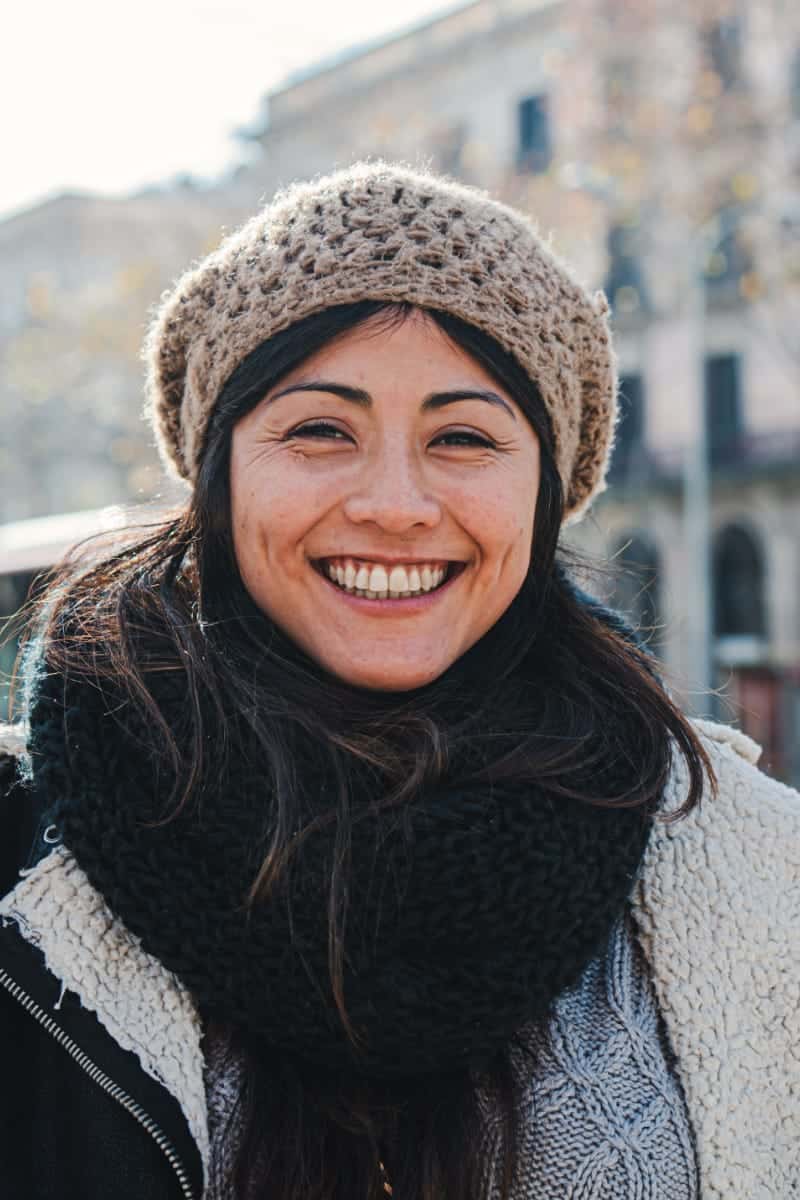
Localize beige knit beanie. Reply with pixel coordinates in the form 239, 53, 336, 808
143, 161, 618, 523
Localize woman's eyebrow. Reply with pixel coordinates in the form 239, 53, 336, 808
267, 381, 517, 421
422, 389, 516, 421
269, 381, 371, 407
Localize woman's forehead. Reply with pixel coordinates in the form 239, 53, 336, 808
263, 310, 512, 399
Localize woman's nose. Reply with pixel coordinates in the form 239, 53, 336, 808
342, 449, 442, 533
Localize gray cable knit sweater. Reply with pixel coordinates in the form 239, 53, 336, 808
481, 909, 698, 1198
203, 910, 698, 1199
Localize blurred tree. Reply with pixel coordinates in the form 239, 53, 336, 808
0, 191, 251, 522
561, 0, 800, 347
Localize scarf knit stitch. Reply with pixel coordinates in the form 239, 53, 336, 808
28, 615, 653, 1082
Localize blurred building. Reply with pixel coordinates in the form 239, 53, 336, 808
2, 0, 798, 779
0, 184, 253, 521
238, 0, 800, 780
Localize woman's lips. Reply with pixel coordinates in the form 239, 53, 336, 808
313, 558, 467, 610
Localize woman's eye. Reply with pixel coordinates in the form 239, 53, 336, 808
433, 431, 496, 449
283, 425, 496, 448
286, 422, 351, 441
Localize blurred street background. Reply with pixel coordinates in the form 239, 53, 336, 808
1, 0, 798, 782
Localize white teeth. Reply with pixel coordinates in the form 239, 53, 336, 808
368, 565, 389, 594
388, 565, 409, 595
322, 559, 453, 599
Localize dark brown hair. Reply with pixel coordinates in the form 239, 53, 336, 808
15, 301, 715, 1200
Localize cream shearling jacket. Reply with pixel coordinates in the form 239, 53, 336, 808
0, 718, 798, 1198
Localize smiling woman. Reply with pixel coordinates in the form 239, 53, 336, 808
229, 308, 541, 690
1, 162, 798, 1200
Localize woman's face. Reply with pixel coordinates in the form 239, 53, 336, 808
230, 310, 541, 691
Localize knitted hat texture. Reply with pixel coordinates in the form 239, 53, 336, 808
143, 161, 618, 522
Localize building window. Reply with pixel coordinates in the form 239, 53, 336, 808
428, 122, 468, 178
713, 524, 766, 637
610, 532, 662, 646
703, 223, 752, 305
608, 373, 645, 481
605, 59, 637, 137
704, 18, 742, 91
516, 94, 552, 173
791, 48, 800, 120
604, 222, 648, 317
705, 353, 742, 464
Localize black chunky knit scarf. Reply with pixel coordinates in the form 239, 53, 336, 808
28, 605, 654, 1081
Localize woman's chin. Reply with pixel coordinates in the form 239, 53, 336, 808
321, 651, 452, 694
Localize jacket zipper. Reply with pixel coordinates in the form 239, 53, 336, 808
0, 966, 196, 1200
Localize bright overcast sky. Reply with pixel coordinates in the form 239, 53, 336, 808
3, 0, 455, 222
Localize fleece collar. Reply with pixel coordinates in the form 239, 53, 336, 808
0, 843, 209, 1182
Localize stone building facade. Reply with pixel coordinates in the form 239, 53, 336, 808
0, 184, 255, 521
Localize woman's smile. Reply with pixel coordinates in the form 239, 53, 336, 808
311, 555, 469, 612
230, 308, 541, 690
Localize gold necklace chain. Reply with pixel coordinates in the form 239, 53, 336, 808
378, 1159, 393, 1195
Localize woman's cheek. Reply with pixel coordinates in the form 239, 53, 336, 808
471, 479, 530, 545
